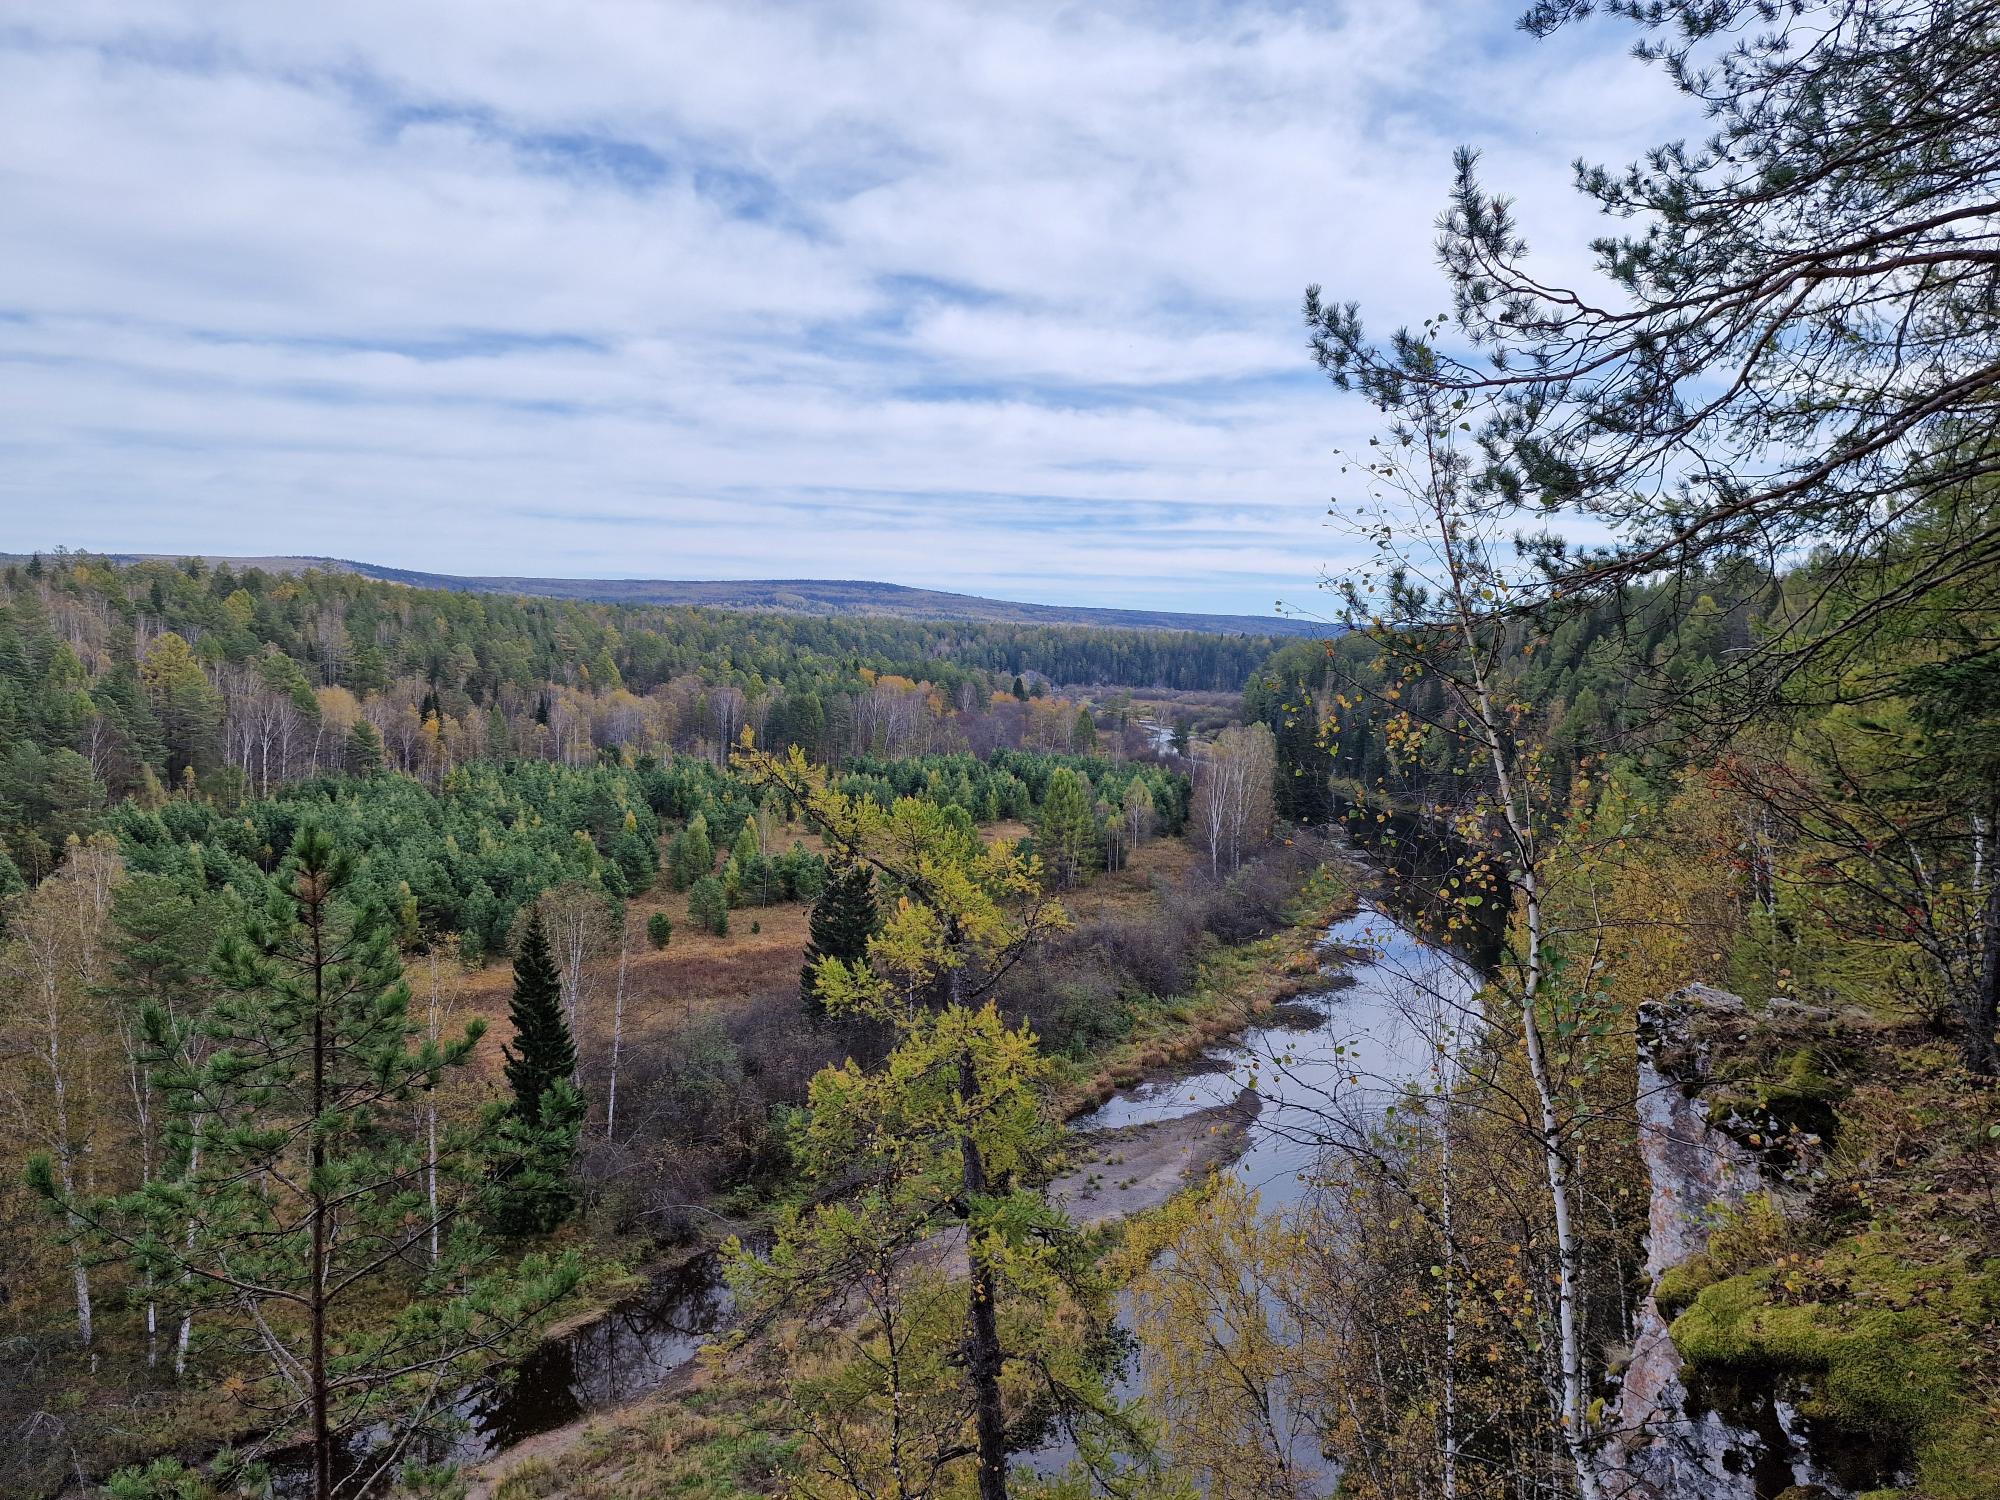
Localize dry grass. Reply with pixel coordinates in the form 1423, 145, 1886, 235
440, 829, 841, 1075
437, 826, 1269, 1136
445, 827, 1202, 1069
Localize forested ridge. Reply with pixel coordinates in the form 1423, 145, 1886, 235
0, 551, 1252, 885
1246, 561, 1784, 818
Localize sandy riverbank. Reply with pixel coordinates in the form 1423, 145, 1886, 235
1051, 1089, 1260, 1227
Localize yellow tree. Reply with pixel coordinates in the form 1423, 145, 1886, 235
728, 749, 1133, 1500
0, 836, 123, 1358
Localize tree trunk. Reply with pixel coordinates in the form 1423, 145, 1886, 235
1464, 638, 1600, 1500
1969, 841, 1999, 1076
424, 955, 443, 1265
1438, 1094, 1458, 1500
43, 983, 94, 1358
308, 886, 332, 1500
607, 935, 629, 1139
957, 1045, 1011, 1500
176, 1133, 200, 1378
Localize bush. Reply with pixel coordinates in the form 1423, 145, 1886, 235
647, 911, 672, 949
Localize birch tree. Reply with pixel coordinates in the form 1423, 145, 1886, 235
1325, 371, 1607, 1499
532, 880, 617, 1044
1192, 724, 1275, 876
1, 836, 123, 1360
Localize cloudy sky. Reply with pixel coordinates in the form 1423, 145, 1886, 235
0, 1, 1690, 616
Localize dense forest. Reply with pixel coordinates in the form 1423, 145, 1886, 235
0, 540, 1281, 1500
0, 551, 1253, 888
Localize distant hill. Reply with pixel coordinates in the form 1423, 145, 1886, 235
51, 554, 1328, 638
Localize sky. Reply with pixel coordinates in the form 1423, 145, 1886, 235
0, 1, 1693, 618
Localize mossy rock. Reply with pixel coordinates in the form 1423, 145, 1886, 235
1756, 1048, 1846, 1141
1705, 1048, 1847, 1161
1671, 1236, 2000, 1499
1655, 1254, 1719, 1317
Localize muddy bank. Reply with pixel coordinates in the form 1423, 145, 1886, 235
1052, 1090, 1261, 1227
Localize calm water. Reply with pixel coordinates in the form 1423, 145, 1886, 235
1072, 898, 1480, 1211
274, 840, 1481, 1495
1023, 881, 1483, 1486
265, 1249, 739, 1495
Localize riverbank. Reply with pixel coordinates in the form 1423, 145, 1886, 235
465, 1092, 1271, 1500
454, 860, 1362, 1499
1053, 1090, 1262, 1227
1057, 861, 1359, 1117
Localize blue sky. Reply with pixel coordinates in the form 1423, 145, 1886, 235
0, 1, 1690, 617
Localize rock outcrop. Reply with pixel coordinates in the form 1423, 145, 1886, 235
1606, 985, 1872, 1500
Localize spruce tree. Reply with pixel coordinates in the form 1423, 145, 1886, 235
503, 911, 577, 1120
495, 912, 583, 1235
1070, 707, 1098, 753
800, 859, 878, 1018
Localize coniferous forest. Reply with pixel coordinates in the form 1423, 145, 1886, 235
4, 2, 1999, 1499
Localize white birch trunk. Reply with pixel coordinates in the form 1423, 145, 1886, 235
606, 931, 629, 1140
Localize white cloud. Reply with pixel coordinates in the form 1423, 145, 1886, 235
0, 0, 1694, 613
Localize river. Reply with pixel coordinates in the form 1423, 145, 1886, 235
1022, 865, 1484, 1486
1065, 892, 1480, 1213
271, 837, 1481, 1496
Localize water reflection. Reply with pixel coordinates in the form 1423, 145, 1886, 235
266, 1249, 739, 1495
1032, 855, 1485, 1489
464, 1251, 734, 1453
1070, 898, 1479, 1212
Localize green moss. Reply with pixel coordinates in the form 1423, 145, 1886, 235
1758, 1048, 1846, 1140
1671, 1236, 2000, 1499
1655, 1255, 1718, 1317
1703, 1047, 1849, 1159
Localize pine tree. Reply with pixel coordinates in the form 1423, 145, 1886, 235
345, 719, 383, 774
40, 827, 582, 1500
800, 859, 878, 1018
688, 874, 730, 937
1035, 767, 1098, 890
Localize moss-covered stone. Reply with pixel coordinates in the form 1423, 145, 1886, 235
1670, 1234, 2000, 1499
1654, 1254, 1718, 1317
1757, 1048, 1846, 1142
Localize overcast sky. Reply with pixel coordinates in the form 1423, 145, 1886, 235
0, 1, 1691, 617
